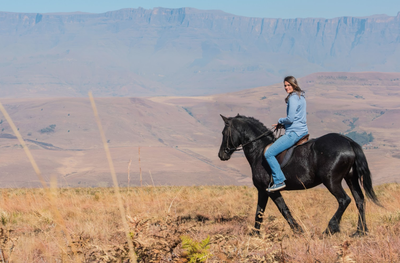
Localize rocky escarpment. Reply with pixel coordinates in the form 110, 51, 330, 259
0, 8, 399, 97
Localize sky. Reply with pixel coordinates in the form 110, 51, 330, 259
0, 0, 399, 19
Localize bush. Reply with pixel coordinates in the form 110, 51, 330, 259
344, 131, 374, 146
39, 124, 56, 134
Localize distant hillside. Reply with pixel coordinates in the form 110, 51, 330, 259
0, 72, 399, 187
0, 8, 399, 97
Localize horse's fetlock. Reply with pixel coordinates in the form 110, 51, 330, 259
345, 196, 352, 205
350, 229, 368, 238
249, 229, 261, 237
292, 225, 303, 234
324, 226, 340, 236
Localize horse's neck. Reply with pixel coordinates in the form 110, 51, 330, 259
242, 125, 273, 162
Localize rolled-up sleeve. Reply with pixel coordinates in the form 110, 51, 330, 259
278, 96, 299, 125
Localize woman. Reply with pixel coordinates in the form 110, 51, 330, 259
264, 76, 308, 192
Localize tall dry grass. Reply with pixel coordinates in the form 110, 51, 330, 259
0, 183, 399, 262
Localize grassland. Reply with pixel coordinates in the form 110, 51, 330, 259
0, 183, 399, 262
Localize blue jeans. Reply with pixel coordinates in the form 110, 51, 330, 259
264, 131, 308, 185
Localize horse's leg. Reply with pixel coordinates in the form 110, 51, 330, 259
323, 182, 352, 235
251, 190, 269, 236
270, 192, 303, 233
345, 176, 368, 236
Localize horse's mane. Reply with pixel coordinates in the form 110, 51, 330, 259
234, 114, 275, 140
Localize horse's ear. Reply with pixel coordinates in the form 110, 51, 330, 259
220, 114, 230, 125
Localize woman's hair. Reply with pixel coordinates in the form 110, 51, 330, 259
284, 76, 304, 103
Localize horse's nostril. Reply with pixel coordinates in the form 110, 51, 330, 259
224, 148, 230, 154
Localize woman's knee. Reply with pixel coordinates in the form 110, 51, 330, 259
264, 150, 274, 159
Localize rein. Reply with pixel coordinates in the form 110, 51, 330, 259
224, 124, 282, 153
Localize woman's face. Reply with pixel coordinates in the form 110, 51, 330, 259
284, 81, 294, 94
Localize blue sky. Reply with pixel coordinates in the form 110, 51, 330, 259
0, 0, 399, 19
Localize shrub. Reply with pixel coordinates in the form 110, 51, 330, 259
181, 235, 212, 262
344, 131, 374, 146
39, 124, 56, 134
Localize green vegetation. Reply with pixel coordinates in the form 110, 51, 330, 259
181, 235, 212, 262
39, 124, 56, 134
372, 110, 385, 121
344, 131, 374, 146
183, 107, 194, 117
343, 117, 359, 131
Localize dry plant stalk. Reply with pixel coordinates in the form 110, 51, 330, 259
149, 170, 155, 187
335, 240, 356, 263
0, 227, 17, 263
0, 102, 80, 262
88, 92, 137, 263
167, 187, 185, 214
127, 159, 132, 190
138, 147, 142, 187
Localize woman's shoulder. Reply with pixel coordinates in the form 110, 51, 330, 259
288, 92, 306, 101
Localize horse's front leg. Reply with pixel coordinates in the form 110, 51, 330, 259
251, 190, 269, 236
270, 192, 303, 234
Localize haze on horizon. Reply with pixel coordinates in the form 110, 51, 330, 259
1, 0, 400, 19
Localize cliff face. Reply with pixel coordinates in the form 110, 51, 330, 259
0, 8, 399, 97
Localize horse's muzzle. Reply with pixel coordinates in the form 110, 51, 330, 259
218, 149, 231, 161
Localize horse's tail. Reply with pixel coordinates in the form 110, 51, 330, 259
347, 137, 381, 207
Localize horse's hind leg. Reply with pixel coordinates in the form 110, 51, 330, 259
324, 182, 351, 235
345, 176, 368, 236
270, 192, 303, 234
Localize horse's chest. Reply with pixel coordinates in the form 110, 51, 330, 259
251, 161, 270, 187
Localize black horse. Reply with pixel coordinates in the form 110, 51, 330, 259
218, 114, 380, 236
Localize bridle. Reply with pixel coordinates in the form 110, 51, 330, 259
224, 123, 277, 154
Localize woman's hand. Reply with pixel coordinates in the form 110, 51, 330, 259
273, 123, 284, 131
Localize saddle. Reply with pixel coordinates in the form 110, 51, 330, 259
263, 134, 310, 168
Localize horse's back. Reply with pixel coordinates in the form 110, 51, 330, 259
313, 133, 354, 153
283, 133, 355, 190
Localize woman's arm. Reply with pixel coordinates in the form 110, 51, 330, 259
278, 95, 299, 125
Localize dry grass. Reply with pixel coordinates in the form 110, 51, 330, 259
0, 183, 399, 262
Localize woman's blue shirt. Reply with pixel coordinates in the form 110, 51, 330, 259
278, 92, 308, 136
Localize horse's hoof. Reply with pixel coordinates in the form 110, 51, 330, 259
249, 229, 260, 237
323, 228, 339, 236
350, 230, 368, 238
293, 228, 304, 235
323, 230, 330, 236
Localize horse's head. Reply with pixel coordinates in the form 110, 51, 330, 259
218, 114, 242, 161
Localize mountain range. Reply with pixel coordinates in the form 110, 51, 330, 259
0, 8, 400, 97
